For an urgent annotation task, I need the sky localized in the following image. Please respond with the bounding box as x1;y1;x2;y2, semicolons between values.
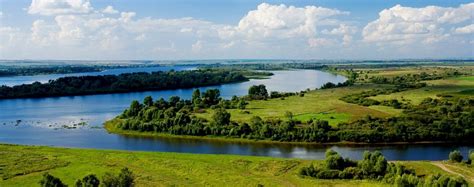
0;0;473;60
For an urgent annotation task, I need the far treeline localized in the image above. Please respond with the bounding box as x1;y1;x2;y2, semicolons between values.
0;70;270;99
0;66;103;77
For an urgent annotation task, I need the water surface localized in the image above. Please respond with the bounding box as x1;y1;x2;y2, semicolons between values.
0;67;471;160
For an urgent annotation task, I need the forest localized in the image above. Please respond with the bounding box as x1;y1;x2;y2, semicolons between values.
0;70;254;99
0;65;109;77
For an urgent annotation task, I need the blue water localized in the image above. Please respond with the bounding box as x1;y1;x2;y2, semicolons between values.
0;67;471;160
0;66;194;86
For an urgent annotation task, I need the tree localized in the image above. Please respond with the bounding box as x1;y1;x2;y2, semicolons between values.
212;108;231;125
39;173;67;187
248;85;268;100
118;167;135;187
192;89;201;103
75;174;100;187
101;168;135;187
127;100;141;117
101;173;119;187
449;150;463;162
203;89;221;106
238;99;247;109
143;96;153;107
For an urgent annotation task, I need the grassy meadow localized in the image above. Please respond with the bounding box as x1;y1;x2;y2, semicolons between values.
194;84;397;126
1;144;473;187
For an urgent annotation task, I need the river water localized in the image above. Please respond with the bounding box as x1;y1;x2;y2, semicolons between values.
0;66;471;160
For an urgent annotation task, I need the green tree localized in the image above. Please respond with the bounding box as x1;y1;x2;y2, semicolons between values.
203;89;221;106
192;89;201;103
75;174;100;187
39;173;67;187
101;168;135;187
118;168;134;187
127;100;141;117
212;108;231;125
248;85;268;100
143;96;153;107
449;150;463;162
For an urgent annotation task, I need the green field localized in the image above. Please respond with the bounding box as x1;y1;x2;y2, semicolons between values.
1;144;473;187
194;84;396;126
370;76;474;105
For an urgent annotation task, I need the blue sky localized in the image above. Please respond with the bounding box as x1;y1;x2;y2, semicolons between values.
0;0;473;60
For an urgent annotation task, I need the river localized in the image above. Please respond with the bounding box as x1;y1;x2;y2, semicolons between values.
0;66;471;160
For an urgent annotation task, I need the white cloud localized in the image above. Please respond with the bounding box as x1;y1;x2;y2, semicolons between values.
102;5;118;14
221;3;349;42
363;3;474;44
28;0;93;15
455;24;474;34
1;1;472;59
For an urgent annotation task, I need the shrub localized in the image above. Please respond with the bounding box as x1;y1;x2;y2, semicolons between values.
101;168;135;187
75;174;100;187
315;169;341;179
39;173;67;187
449;150;463;162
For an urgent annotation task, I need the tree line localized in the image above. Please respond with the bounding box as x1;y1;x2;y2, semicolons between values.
39;167;134;187
0;70;249;99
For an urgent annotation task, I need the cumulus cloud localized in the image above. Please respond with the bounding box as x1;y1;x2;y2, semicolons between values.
0;1;472;59
219;3;351;46
28;0;93;15
363;3;474;44
102;5;118;14
455;24;474;34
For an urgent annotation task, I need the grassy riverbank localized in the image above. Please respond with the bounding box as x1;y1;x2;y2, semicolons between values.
1;144;472;186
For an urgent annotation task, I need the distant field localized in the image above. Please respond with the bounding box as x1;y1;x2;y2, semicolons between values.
370;76;474;105
194;84;396;126
1;144;472;187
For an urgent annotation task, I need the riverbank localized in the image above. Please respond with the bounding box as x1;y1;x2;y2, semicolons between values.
104;119;474;147
1;144;472;186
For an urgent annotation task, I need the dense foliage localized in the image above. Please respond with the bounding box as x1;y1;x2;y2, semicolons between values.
0;66;102;77
300;150;468;187
38;168;134;187
109;84;474;144
39;173;67;187
0;70;248;99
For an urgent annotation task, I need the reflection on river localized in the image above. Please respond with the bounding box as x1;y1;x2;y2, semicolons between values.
0;67;471;160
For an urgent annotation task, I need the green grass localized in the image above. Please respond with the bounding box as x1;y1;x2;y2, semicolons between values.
0;144;388;187
195;84;395;126
293;113;351;126
370;76;474;105
3;144;473;187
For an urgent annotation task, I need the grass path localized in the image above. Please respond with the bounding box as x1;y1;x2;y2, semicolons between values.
433;162;474;184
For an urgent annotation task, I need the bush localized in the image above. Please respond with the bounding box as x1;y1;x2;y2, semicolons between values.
315;169;341;179
101;168;135;187
449;150;463;162
39;173;67;187
75;174;100;187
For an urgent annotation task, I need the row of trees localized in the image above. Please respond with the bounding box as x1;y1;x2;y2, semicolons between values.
39;168;134;187
0;70;248;99
111;85;474;143
300;150;468;186
0;66;102;77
